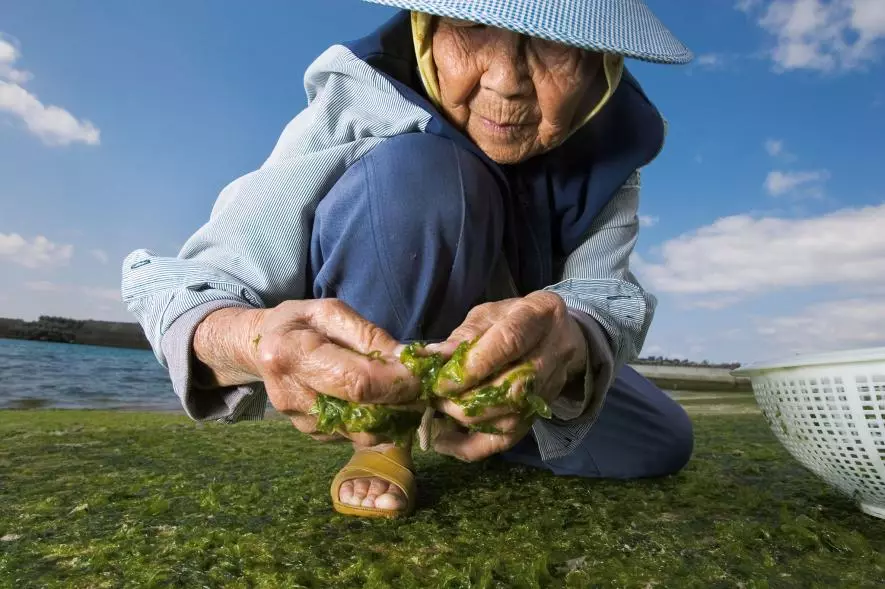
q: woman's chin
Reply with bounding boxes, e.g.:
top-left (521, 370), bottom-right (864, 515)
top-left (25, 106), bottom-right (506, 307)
top-left (471, 136), bottom-right (535, 165)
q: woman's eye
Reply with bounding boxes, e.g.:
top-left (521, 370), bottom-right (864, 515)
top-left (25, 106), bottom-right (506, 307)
top-left (532, 37), bottom-right (571, 55)
top-left (447, 17), bottom-right (486, 29)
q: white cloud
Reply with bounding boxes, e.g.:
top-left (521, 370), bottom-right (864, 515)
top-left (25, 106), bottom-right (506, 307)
top-left (0, 33), bottom-right (100, 146)
top-left (0, 38), bottom-right (16, 62)
top-left (634, 202), bottom-right (885, 296)
top-left (684, 296), bottom-right (746, 310)
top-left (739, 0), bottom-right (885, 72)
top-left (764, 169), bottom-right (829, 196)
top-left (0, 36), bottom-right (31, 84)
top-left (639, 215), bottom-right (659, 228)
top-left (0, 232), bottom-right (73, 268)
top-left (90, 249), bottom-right (109, 265)
top-left (736, 0), bottom-right (763, 12)
top-left (696, 53), bottom-right (725, 68)
top-left (757, 298), bottom-right (885, 352)
top-left (765, 138), bottom-right (784, 156)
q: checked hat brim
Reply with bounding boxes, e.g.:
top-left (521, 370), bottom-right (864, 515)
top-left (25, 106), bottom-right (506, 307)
top-left (361, 0), bottom-right (693, 64)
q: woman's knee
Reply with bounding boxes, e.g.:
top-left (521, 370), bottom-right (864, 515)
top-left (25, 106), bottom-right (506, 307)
top-left (316, 133), bottom-right (503, 251)
top-left (561, 381), bottom-right (695, 479)
top-left (657, 402), bottom-right (694, 476)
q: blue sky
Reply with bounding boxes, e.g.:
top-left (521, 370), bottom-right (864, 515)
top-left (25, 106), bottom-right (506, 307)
top-left (1, 0), bottom-right (883, 363)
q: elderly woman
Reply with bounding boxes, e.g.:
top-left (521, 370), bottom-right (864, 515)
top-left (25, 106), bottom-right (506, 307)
top-left (122, 0), bottom-right (695, 518)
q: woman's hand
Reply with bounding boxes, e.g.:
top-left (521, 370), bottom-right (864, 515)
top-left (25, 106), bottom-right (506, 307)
top-left (193, 299), bottom-right (422, 445)
top-left (428, 291), bottom-right (587, 462)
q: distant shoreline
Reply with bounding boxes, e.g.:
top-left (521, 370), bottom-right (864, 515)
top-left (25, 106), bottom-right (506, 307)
top-left (0, 315), bottom-right (742, 372)
top-left (0, 316), bottom-right (151, 351)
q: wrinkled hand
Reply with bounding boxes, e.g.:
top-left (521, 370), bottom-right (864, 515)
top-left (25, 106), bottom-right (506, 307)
top-left (249, 299), bottom-right (422, 445)
top-left (428, 291), bottom-right (587, 462)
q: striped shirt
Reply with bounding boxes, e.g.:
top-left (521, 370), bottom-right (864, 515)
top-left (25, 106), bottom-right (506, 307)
top-left (120, 44), bottom-right (657, 461)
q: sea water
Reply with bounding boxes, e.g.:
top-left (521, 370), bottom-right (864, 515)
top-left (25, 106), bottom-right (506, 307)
top-left (0, 338), bottom-right (180, 411)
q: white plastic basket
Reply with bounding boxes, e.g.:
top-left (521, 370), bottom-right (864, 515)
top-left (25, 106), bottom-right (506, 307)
top-left (732, 347), bottom-right (885, 519)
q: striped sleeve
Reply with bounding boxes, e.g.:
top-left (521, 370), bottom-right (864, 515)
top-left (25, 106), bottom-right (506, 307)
top-left (533, 170), bottom-right (657, 460)
top-left (545, 170), bottom-right (657, 370)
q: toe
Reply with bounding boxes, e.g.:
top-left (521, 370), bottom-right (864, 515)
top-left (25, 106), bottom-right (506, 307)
top-left (367, 477), bottom-right (388, 497)
top-left (360, 478), bottom-right (386, 508)
top-left (346, 478), bottom-right (370, 506)
top-left (374, 492), bottom-right (406, 511)
top-left (338, 480), bottom-right (354, 505)
top-left (338, 476), bottom-right (409, 512)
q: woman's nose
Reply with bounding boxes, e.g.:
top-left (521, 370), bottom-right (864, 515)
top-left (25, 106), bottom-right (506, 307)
top-left (480, 31), bottom-right (532, 99)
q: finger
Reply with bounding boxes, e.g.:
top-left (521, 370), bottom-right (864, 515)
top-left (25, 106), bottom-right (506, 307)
top-left (422, 340), bottom-right (460, 357)
top-left (303, 299), bottom-right (404, 359)
top-left (261, 328), bottom-right (419, 405)
top-left (435, 397), bottom-right (517, 424)
top-left (276, 380), bottom-right (399, 445)
top-left (435, 302), bottom-right (549, 396)
top-left (289, 414), bottom-right (320, 435)
top-left (423, 300), bottom-right (509, 358)
top-left (268, 376), bottom-right (320, 415)
top-left (344, 431), bottom-right (394, 446)
top-left (520, 331), bottom-right (576, 404)
top-left (446, 301), bottom-right (507, 342)
top-left (462, 303), bottom-right (550, 384)
top-left (309, 433), bottom-right (348, 443)
top-left (285, 413), bottom-right (347, 442)
top-left (433, 421), bottom-right (532, 462)
top-left (474, 413), bottom-right (531, 435)
top-left (433, 360), bottom-right (542, 424)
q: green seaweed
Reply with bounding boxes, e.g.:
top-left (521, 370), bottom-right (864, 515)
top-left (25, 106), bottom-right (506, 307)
top-left (452, 363), bottom-right (550, 420)
top-left (365, 350), bottom-right (386, 364)
top-left (455, 381), bottom-right (511, 417)
top-left (314, 342), bottom-right (550, 442)
top-left (310, 395), bottom-right (421, 444)
top-left (434, 339), bottom-right (477, 391)
top-left (399, 343), bottom-right (447, 400)
top-left (3, 408), bottom-right (885, 588)
top-left (525, 393), bottom-right (553, 420)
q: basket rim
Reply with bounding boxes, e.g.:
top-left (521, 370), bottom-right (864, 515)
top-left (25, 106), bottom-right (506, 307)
top-left (731, 346), bottom-right (885, 376)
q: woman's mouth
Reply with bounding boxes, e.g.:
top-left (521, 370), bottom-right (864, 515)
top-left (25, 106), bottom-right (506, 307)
top-left (477, 116), bottom-right (532, 138)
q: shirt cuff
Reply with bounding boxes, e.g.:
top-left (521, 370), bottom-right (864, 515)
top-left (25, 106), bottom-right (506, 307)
top-left (161, 300), bottom-right (268, 423)
top-left (547, 309), bottom-right (615, 422)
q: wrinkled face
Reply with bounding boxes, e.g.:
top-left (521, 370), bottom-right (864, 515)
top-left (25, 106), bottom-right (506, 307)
top-left (432, 17), bottom-right (603, 164)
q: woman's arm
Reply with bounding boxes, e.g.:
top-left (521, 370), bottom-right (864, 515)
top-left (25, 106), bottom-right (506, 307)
top-left (423, 171), bottom-right (655, 463)
top-left (544, 169), bottom-right (656, 382)
top-left (120, 44), bottom-right (434, 423)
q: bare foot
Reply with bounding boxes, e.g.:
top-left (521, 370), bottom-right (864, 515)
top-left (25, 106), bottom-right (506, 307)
top-left (338, 442), bottom-right (411, 511)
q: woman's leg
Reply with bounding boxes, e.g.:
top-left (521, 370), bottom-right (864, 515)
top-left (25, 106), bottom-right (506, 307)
top-left (310, 133), bottom-right (505, 510)
top-left (311, 132), bottom-right (504, 342)
top-left (500, 366), bottom-right (695, 478)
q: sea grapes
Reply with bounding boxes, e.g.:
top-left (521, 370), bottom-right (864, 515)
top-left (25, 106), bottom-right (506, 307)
top-left (399, 343), bottom-right (447, 400)
top-left (310, 341), bottom-right (551, 445)
top-left (309, 395), bottom-right (421, 445)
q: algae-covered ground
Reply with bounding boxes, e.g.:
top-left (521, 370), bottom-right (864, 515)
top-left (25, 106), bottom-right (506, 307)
top-left (1, 400), bottom-right (884, 588)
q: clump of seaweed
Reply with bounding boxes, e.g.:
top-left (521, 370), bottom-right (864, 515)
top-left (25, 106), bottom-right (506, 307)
top-left (311, 341), bottom-right (551, 444)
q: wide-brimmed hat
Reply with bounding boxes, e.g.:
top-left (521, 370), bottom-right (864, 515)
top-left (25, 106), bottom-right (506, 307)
top-left (361, 0), bottom-right (692, 64)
